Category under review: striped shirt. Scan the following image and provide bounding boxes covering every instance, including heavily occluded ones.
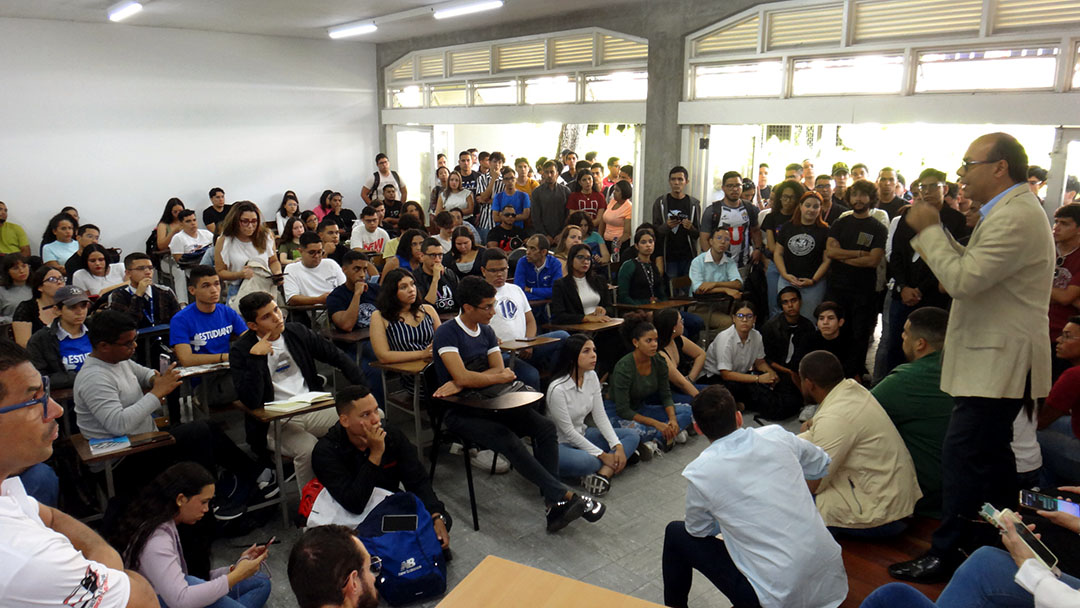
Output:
[386,310,435,354]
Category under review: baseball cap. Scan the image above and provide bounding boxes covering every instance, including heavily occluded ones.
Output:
[54,285,91,307]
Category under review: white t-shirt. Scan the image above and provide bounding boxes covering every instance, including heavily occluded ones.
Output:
[441,190,471,213]
[489,282,531,342]
[283,259,346,302]
[574,276,601,315]
[169,229,213,256]
[266,336,308,401]
[0,478,131,608]
[71,263,126,296]
[1012,409,1043,474]
[350,225,390,253]
[364,171,401,202]
[705,325,765,377]
[219,234,276,279]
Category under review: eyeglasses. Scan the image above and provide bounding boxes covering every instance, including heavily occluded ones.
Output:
[238,219,259,226]
[735,312,755,320]
[112,336,137,349]
[369,556,382,576]
[918,183,944,192]
[0,376,51,421]
[958,158,999,173]
[43,276,64,284]
[573,254,591,261]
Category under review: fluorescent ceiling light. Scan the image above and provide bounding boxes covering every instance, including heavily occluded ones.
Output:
[107,0,142,22]
[433,0,503,20]
[327,21,378,39]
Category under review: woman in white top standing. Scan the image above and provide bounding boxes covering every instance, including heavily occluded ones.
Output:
[71,244,125,296]
[214,201,282,302]
[434,171,474,219]
[546,334,639,497]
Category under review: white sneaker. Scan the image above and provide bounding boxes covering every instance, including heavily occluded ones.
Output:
[470,449,510,474]
[799,404,817,422]
[674,430,688,444]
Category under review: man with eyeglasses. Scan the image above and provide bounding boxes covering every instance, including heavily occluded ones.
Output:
[284,231,346,308]
[700,171,760,273]
[107,252,182,330]
[1037,316,1080,486]
[413,238,458,314]
[701,301,788,419]
[879,168,969,377]
[889,133,1055,583]
[288,524,380,608]
[514,234,561,326]
[814,175,849,224]
[0,341,159,608]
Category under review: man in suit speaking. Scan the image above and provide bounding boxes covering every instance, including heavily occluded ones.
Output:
[889,133,1055,582]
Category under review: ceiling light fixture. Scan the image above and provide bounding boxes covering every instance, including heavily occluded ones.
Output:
[327,21,378,39]
[107,0,143,22]
[433,0,504,20]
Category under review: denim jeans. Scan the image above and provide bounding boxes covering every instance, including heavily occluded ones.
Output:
[163,573,271,608]
[663,521,760,608]
[776,275,827,322]
[604,400,693,445]
[860,546,1080,607]
[18,462,59,507]
[444,401,569,504]
[1039,416,1080,486]
[765,262,781,319]
[671,383,710,408]
[558,427,641,478]
[504,330,568,390]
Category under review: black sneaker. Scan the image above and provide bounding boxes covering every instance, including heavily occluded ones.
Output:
[213,499,247,521]
[255,470,279,501]
[545,495,586,533]
[580,495,606,523]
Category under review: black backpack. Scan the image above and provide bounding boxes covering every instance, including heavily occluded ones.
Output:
[371,170,402,196]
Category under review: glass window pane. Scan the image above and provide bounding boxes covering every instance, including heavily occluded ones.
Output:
[693,61,782,98]
[916,47,1058,92]
[524,75,577,104]
[390,86,422,108]
[473,80,517,105]
[430,84,467,107]
[792,55,903,96]
[584,71,648,101]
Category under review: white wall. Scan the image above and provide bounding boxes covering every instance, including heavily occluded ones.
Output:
[0,18,378,257]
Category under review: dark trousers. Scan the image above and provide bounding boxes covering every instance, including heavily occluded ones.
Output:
[718,377,802,421]
[884,296,917,376]
[930,396,1024,556]
[662,521,760,608]
[827,287,879,363]
[444,404,568,504]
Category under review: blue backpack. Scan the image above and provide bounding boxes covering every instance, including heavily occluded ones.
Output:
[354,492,447,606]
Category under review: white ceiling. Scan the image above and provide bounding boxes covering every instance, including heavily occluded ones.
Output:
[0,0,638,44]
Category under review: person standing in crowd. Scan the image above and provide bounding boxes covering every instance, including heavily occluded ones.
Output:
[566,169,607,221]
[652,166,700,295]
[877,168,907,219]
[814,175,848,224]
[831,164,851,208]
[532,160,570,239]
[890,133,1055,582]
[761,180,806,318]
[700,171,761,274]
[1039,316,1080,485]
[599,180,633,259]
[774,191,831,319]
[361,153,406,205]
[203,187,231,236]
[514,157,539,196]
[429,166,450,215]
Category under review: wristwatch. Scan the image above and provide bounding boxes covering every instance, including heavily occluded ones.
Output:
[432,513,446,524]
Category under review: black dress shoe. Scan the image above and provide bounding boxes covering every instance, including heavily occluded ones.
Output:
[888,553,957,583]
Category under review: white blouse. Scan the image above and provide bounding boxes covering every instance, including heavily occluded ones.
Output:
[220,234,275,281]
[574,276,601,315]
[545,371,622,456]
[71,263,125,296]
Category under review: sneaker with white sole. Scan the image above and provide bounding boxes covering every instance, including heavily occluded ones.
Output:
[580,495,606,522]
[799,404,817,422]
[470,449,510,474]
[674,430,688,444]
[642,440,664,459]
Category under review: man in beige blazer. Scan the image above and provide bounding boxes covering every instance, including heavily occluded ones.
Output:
[889,133,1054,582]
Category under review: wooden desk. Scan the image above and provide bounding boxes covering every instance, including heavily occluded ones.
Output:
[322,327,370,366]
[177,362,231,420]
[437,556,664,608]
[71,431,175,502]
[615,299,694,312]
[371,359,429,460]
[543,318,623,334]
[499,336,561,370]
[232,397,337,526]
[439,391,543,411]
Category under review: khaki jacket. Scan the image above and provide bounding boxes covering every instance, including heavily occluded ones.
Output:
[800,379,922,528]
[911,185,1054,399]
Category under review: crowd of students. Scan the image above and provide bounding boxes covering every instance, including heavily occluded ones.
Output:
[3,134,1080,608]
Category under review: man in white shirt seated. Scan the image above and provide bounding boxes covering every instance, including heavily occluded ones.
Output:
[797,350,922,537]
[0,339,158,608]
[663,384,847,608]
[479,248,567,390]
[284,231,347,308]
[167,209,214,303]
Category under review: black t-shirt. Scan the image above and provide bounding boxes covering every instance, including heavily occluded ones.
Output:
[657,194,700,258]
[202,205,232,233]
[761,313,815,368]
[777,222,829,279]
[806,331,865,378]
[414,268,459,313]
[13,299,44,334]
[326,210,357,235]
[827,214,887,292]
[486,225,526,252]
[458,171,481,201]
[880,197,907,220]
[825,201,849,224]
[384,200,402,220]
[760,210,792,238]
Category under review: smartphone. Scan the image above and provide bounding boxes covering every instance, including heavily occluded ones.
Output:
[260,536,278,547]
[1020,489,1080,517]
[518,336,538,342]
[980,503,1059,570]
[382,514,418,533]
[159,353,171,374]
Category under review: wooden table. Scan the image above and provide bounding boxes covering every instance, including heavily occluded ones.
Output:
[437,556,664,608]
[71,431,175,511]
[232,397,337,526]
[499,336,561,369]
[615,299,695,312]
[543,318,623,334]
[371,359,429,460]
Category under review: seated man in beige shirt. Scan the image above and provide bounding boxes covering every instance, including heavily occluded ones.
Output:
[798,350,921,538]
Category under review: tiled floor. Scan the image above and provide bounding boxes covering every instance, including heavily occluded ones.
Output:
[216,414,806,608]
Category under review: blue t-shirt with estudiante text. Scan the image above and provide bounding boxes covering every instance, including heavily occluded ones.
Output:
[169,303,247,354]
[59,330,92,372]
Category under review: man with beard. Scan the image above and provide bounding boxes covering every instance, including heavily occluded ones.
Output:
[288,524,380,608]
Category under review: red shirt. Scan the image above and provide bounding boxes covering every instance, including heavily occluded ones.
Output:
[1046,365,1080,438]
[566,192,607,221]
[1050,248,1080,341]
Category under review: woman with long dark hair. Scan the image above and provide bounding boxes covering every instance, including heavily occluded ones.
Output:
[275,191,300,235]
[401,200,427,232]
[567,211,610,266]
[313,189,334,221]
[12,265,63,346]
[300,210,319,232]
[551,243,612,325]
[40,212,79,271]
[654,308,707,402]
[442,226,483,280]
[277,217,305,266]
[380,229,426,280]
[108,462,271,608]
[547,334,638,496]
[761,180,806,317]
[71,243,125,296]
[429,165,450,214]
[155,198,187,251]
[774,190,831,319]
[370,268,441,365]
[0,253,31,319]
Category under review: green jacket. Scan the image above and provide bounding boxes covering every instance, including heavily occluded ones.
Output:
[610,353,674,420]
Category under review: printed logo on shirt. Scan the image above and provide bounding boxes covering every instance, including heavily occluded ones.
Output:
[64,565,110,608]
[787,233,815,257]
[275,361,291,374]
[436,285,455,311]
[497,297,518,320]
[856,232,875,248]
[191,326,234,351]
[1054,263,1074,289]
[62,352,88,372]
[361,238,384,252]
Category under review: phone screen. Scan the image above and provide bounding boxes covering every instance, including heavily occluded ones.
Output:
[382,514,418,533]
[159,354,171,374]
[1020,490,1080,517]
[1013,521,1059,569]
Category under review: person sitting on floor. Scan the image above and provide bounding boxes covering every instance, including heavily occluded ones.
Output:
[871,306,952,518]
[607,319,694,458]
[797,350,922,537]
[761,287,816,420]
[654,308,707,404]
[702,301,800,420]
[0,339,158,608]
[26,285,92,390]
[287,524,380,608]
[661,385,847,608]
[805,300,865,382]
[283,231,346,308]
[431,275,604,532]
[108,462,272,608]
[231,291,366,493]
[547,334,638,497]
[311,385,451,550]
[106,252,182,330]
